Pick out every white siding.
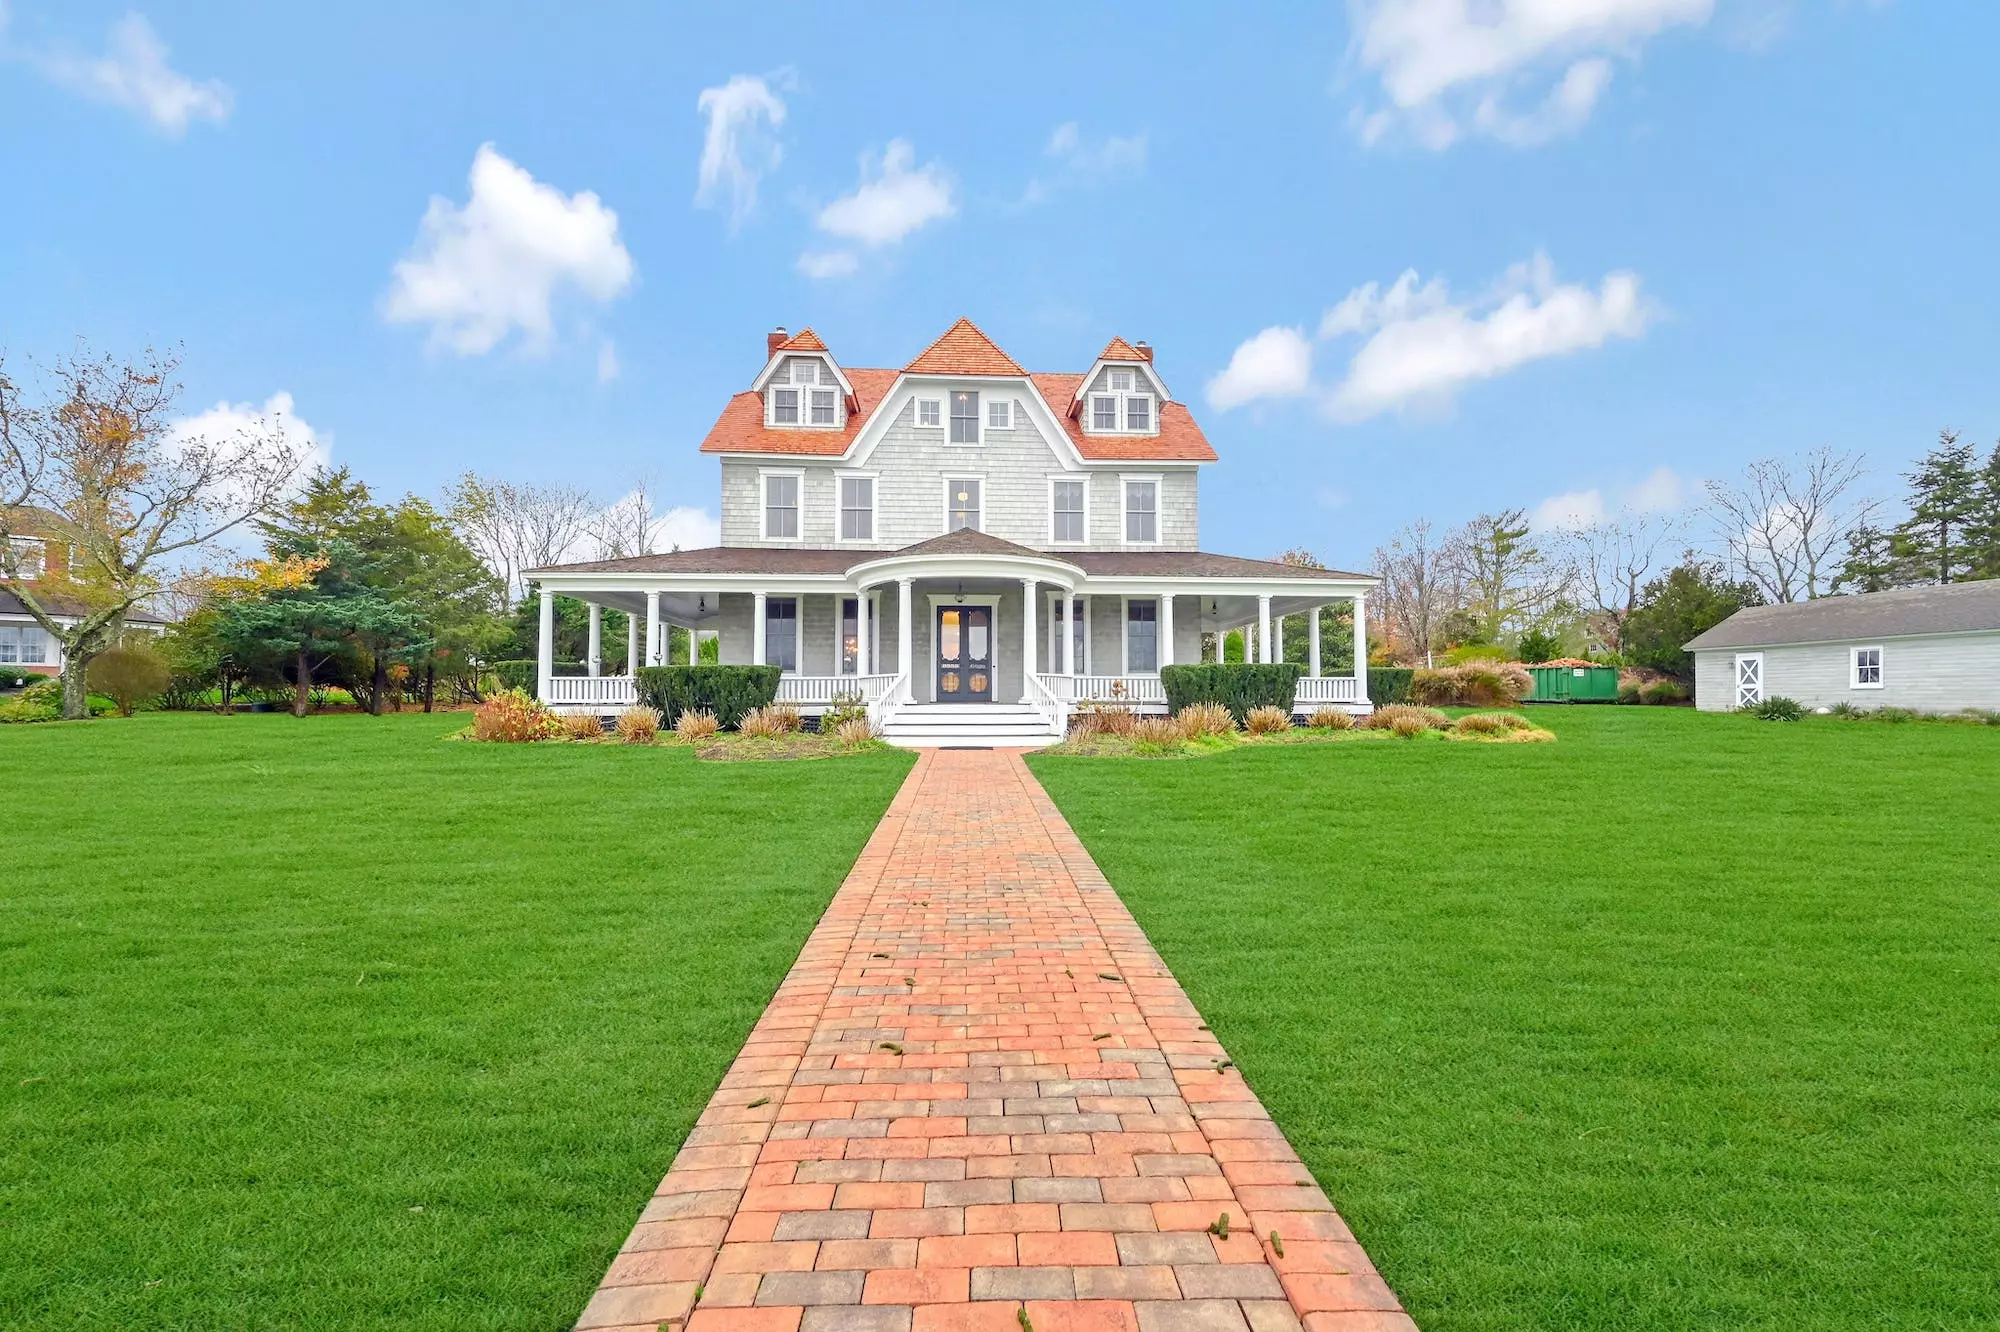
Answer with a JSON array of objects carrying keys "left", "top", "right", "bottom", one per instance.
[{"left": 1694, "top": 633, "right": 2000, "bottom": 712}]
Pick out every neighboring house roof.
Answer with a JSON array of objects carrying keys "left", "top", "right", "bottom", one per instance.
[
  {"left": 1684, "top": 580, "right": 2000, "bottom": 650},
  {"left": 1, "top": 587, "right": 166, "bottom": 623},
  {"left": 2, "top": 504, "right": 74, "bottom": 538},
  {"left": 701, "top": 323, "right": 1216, "bottom": 463}
]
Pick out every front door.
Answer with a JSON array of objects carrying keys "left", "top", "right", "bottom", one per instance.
[{"left": 936, "top": 606, "right": 993, "bottom": 701}]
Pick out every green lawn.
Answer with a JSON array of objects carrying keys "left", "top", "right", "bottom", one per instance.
[
  {"left": 0, "top": 712, "right": 913, "bottom": 1330},
  {"left": 1029, "top": 708, "right": 2000, "bottom": 1332}
]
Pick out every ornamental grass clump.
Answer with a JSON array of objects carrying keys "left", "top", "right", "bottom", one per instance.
[
  {"left": 470, "top": 689, "right": 560, "bottom": 743},
  {"left": 1307, "top": 706, "right": 1354, "bottom": 732},
  {"left": 1641, "top": 680, "right": 1688, "bottom": 705},
  {"left": 559, "top": 711, "right": 606, "bottom": 741},
  {"left": 834, "top": 716, "right": 878, "bottom": 747},
  {"left": 1409, "top": 659, "right": 1532, "bottom": 707},
  {"left": 1244, "top": 705, "right": 1291, "bottom": 735},
  {"left": 1132, "top": 716, "right": 1188, "bottom": 749},
  {"left": 613, "top": 705, "right": 661, "bottom": 744},
  {"left": 1389, "top": 714, "right": 1429, "bottom": 739},
  {"left": 1365, "top": 703, "right": 1451, "bottom": 732},
  {"left": 738, "top": 706, "right": 786, "bottom": 738},
  {"left": 1453, "top": 712, "right": 1511, "bottom": 736},
  {"left": 1175, "top": 701, "right": 1236, "bottom": 738},
  {"left": 1074, "top": 704, "right": 1138, "bottom": 737},
  {"left": 674, "top": 708, "right": 719, "bottom": 741}
]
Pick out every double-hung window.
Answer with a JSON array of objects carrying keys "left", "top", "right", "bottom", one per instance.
[
  {"left": 1126, "top": 599, "right": 1159, "bottom": 673},
  {"left": 916, "top": 397, "right": 942, "bottom": 428},
  {"left": 1088, "top": 367, "right": 1155, "bottom": 434},
  {"left": 1123, "top": 478, "right": 1158, "bottom": 544},
  {"left": 1852, "top": 645, "right": 1883, "bottom": 688},
  {"left": 949, "top": 391, "right": 980, "bottom": 444},
  {"left": 839, "top": 475, "right": 874, "bottom": 542},
  {"left": 1091, "top": 394, "right": 1117, "bottom": 430},
  {"left": 946, "top": 478, "right": 982, "bottom": 532},
  {"left": 810, "top": 386, "right": 837, "bottom": 425},
  {"left": 987, "top": 399, "right": 1012, "bottom": 430},
  {"left": 771, "top": 385, "right": 800, "bottom": 424},
  {"left": 0, "top": 624, "right": 49, "bottom": 664},
  {"left": 1050, "top": 478, "right": 1086, "bottom": 544},
  {"left": 762, "top": 473, "right": 800, "bottom": 540},
  {"left": 1124, "top": 394, "right": 1151, "bottom": 430},
  {"left": 764, "top": 597, "right": 798, "bottom": 670}
]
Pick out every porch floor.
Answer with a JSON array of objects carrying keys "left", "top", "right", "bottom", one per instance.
[{"left": 571, "top": 749, "right": 1412, "bottom": 1332}]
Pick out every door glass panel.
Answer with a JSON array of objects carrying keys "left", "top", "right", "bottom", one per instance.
[
  {"left": 968, "top": 616, "right": 988, "bottom": 660},
  {"left": 940, "top": 610, "right": 961, "bottom": 659}
]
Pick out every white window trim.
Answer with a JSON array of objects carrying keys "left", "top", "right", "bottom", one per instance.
[
  {"left": 1734, "top": 652, "right": 1764, "bottom": 708},
  {"left": 764, "top": 357, "right": 843, "bottom": 430},
  {"left": 1044, "top": 592, "right": 1092, "bottom": 674},
  {"left": 941, "top": 474, "right": 986, "bottom": 534},
  {"left": 1083, "top": 366, "right": 1162, "bottom": 437},
  {"left": 762, "top": 595, "right": 801, "bottom": 671},
  {"left": 1120, "top": 473, "right": 1163, "bottom": 548},
  {"left": 834, "top": 469, "right": 879, "bottom": 545},
  {"left": 838, "top": 592, "right": 884, "bottom": 677},
  {"left": 1121, "top": 595, "right": 1162, "bottom": 675},
  {"left": 759, "top": 468, "right": 806, "bottom": 543},
  {"left": 987, "top": 398, "right": 1013, "bottom": 431},
  {"left": 1047, "top": 474, "right": 1090, "bottom": 546},
  {"left": 1123, "top": 392, "right": 1155, "bottom": 433},
  {"left": 1850, "top": 644, "right": 1885, "bottom": 689},
  {"left": 1088, "top": 393, "right": 1120, "bottom": 433},
  {"left": 913, "top": 396, "right": 944, "bottom": 430},
  {"left": 945, "top": 389, "right": 984, "bottom": 447},
  {"left": 924, "top": 593, "right": 1001, "bottom": 702}
]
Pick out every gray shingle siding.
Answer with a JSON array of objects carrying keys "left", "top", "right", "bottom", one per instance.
[{"left": 1694, "top": 632, "right": 2000, "bottom": 713}]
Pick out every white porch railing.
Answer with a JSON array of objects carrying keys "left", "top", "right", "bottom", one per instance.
[
  {"left": 1025, "top": 673, "right": 1068, "bottom": 734},
  {"left": 545, "top": 675, "right": 636, "bottom": 708},
  {"left": 1041, "top": 673, "right": 1169, "bottom": 709},
  {"left": 774, "top": 673, "right": 902, "bottom": 708},
  {"left": 1294, "top": 675, "right": 1365, "bottom": 706}
]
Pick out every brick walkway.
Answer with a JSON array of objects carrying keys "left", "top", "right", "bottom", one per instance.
[{"left": 575, "top": 749, "right": 1415, "bottom": 1332}]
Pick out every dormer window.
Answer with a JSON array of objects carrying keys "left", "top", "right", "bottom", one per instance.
[
  {"left": 3, "top": 537, "right": 45, "bottom": 580},
  {"left": 1125, "top": 396, "right": 1151, "bottom": 430},
  {"left": 1091, "top": 395, "right": 1117, "bottom": 430},
  {"left": 768, "top": 357, "right": 840, "bottom": 428},
  {"left": 810, "top": 387, "right": 837, "bottom": 425},
  {"left": 772, "top": 386, "right": 800, "bottom": 424},
  {"left": 1085, "top": 366, "right": 1157, "bottom": 435}
]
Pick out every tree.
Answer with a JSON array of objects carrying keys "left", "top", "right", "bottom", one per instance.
[
  {"left": 1891, "top": 430, "right": 1983, "bottom": 584},
  {"left": 1973, "top": 441, "right": 2000, "bottom": 580},
  {"left": 0, "top": 348, "right": 304, "bottom": 718},
  {"left": 1561, "top": 511, "right": 1679, "bottom": 652},
  {"left": 1370, "top": 519, "right": 1465, "bottom": 666},
  {"left": 1456, "top": 509, "right": 1570, "bottom": 644},
  {"left": 1622, "top": 555, "right": 1764, "bottom": 680},
  {"left": 445, "top": 472, "right": 596, "bottom": 599},
  {"left": 1703, "top": 447, "right": 1874, "bottom": 602},
  {"left": 1274, "top": 548, "right": 1355, "bottom": 673},
  {"left": 1832, "top": 522, "right": 1907, "bottom": 594}
]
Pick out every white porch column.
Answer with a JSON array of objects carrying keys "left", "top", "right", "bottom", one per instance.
[
  {"left": 1353, "top": 594, "right": 1369, "bottom": 701},
  {"left": 1158, "top": 593, "right": 1174, "bottom": 669},
  {"left": 1274, "top": 614, "right": 1284, "bottom": 664},
  {"left": 857, "top": 589, "right": 872, "bottom": 675},
  {"left": 687, "top": 620, "right": 699, "bottom": 664},
  {"left": 586, "top": 603, "right": 602, "bottom": 677},
  {"left": 645, "top": 591, "right": 661, "bottom": 666},
  {"left": 1021, "top": 578, "right": 1038, "bottom": 701},
  {"left": 896, "top": 578, "right": 914, "bottom": 682},
  {"left": 626, "top": 613, "right": 639, "bottom": 677},
  {"left": 1059, "top": 594, "right": 1072, "bottom": 675},
  {"left": 753, "top": 592, "right": 768, "bottom": 666},
  {"left": 536, "top": 587, "right": 555, "bottom": 698},
  {"left": 1308, "top": 604, "right": 1322, "bottom": 677},
  {"left": 1258, "top": 596, "right": 1273, "bottom": 664}
]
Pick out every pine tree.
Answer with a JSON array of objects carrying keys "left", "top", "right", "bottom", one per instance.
[
  {"left": 1968, "top": 439, "right": 2000, "bottom": 581},
  {"left": 1832, "top": 523, "right": 1902, "bottom": 594},
  {"left": 1891, "top": 430, "right": 1982, "bottom": 583}
]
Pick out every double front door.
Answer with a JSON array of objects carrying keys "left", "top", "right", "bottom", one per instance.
[{"left": 936, "top": 606, "right": 993, "bottom": 701}]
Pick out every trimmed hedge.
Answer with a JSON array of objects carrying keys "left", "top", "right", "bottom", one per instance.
[
  {"left": 1368, "top": 667, "right": 1414, "bottom": 705},
  {"left": 635, "top": 665, "right": 783, "bottom": 729},
  {"left": 1159, "top": 663, "right": 1303, "bottom": 723}
]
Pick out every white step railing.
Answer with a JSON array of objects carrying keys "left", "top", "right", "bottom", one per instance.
[
  {"left": 545, "top": 675, "right": 636, "bottom": 707},
  {"left": 1041, "top": 673, "right": 1168, "bottom": 709},
  {"left": 867, "top": 673, "right": 909, "bottom": 730},
  {"left": 1025, "top": 673, "right": 1069, "bottom": 735},
  {"left": 1294, "top": 675, "right": 1365, "bottom": 705}
]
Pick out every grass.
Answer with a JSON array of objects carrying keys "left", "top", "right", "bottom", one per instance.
[
  {"left": 0, "top": 711, "right": 913, "bottom": 1331},
  {"left": 1028, "top": 707, "right": 2000, "bottom": 1332}
]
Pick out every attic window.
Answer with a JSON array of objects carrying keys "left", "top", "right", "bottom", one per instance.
[
  {"left": 1087, "top": 367, "right": 1157, "bottom": 435},
  {"left": 1109, "top": 369, "right": 1134, "bottom": 393},
  {"left": 916, "top": 398, "right": 942, "bottom": 428},
  {"left": 1126, "top": 396, "right": 1151, "bottom": 430},
  {"left": 810, "top": 388, "right": 837, "bottom": 425},
  {"left": 1091, "top": 395, "right": 1117, "bottom": 430},
  {"left": 790, "top": 360, "right": 818, "bottom": 385},
  {"left": 772, "top": 388, "right": 800, "bottom": 425}
]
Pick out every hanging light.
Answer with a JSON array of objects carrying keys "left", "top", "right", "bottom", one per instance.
[
  {"left": 698, "top": 594, "right": 706, "bottom": 613},
  {"left": 954, "top": 582, "right": 965, "bottom": 604}
]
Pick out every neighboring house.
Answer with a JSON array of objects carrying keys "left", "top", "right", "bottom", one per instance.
[
  {"left": 526, "top": 319, "right": 1376, "bottom": 746},
  {"left": 1686, "top": 580, "right": 2000, "bottom": 713},
  {"left": 1, "top": 505, "right": 167, "bottom": 678}
]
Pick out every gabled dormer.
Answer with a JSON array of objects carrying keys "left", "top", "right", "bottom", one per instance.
[
  {"left": 752, "top": 327, "right": 853, "bottom": 431},
  {"left": 1073, "top": 337, "right": 1166, "bottom": 436}
]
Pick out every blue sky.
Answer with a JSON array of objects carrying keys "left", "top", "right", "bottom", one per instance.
[{"left": 2, "top": 1, "right": 1992, "bottom": 566}]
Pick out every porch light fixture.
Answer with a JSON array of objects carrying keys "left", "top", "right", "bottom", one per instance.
[
  {"left": 698, "top": 595, "right": 706, "bottom": 613},
  {"left": 954, "top": 582, "right": 965, "bottom": 604}
]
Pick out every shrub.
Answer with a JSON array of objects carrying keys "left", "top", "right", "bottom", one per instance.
[
  {"left": 558, "top": 711, "right": 605, "bottom": 741},
  {"left": 1175, "top": 701, "right": 1236, "bottom": 738},
  {"left": 1132, "top": 717, "right": 1188, "bottom": 748},
  {"left": 674, "top": 708, "right": 719, "bottom": 742},
  {"left": 88, "top": 643, "right": 171, "bottom": 717},
  {"left": 1308, "top": 706, "right": 1355, "bottom": 731},
  {"left": 1868, "top": 706, "right": 1918, "bottom": 724},
  {"left": 470, "top": 689, "right": 559, "bottom": 742},
  {"left": 1747, "top": 695, "right": 1805, "bottom": 722},
  {"left": 1365, "top": 703, "right": 1452, "bottom": 732},
  {"left": 1073, "top": 704, "right": 1137, "bottom": 737},
  {"left": 1158, "top": 663, "right": 1303, "bottom": 724},
  {"left": 613, "top": 706, "right": 661, "bottom": 743},
  {"left": 1516, "top": 629, "right": 1564, "bottom": 665},
  {"left": 1389, "top": 715, "right": 1429, "bottom": 738},
  {"left": 1454, "top": 713, "right": 1510, "bottom": 735},
  {"left": 635, "top": 665, "right": 782, "bottom": 729},
  {"left": 1244, "top": 705, "right": 1291, "bottom": 735},
  {"left": 1827, "top": 701, "right": 1867, "bottom": 719},
  {"left": 1409, "top": 659, "right": 1532, "bottom": 707},
  {"left": 766, "top": 704, "right": 803, "bottom": 734},
  {"left": 821, "top": 690, "right": 868, "bottom": 730},
  {"left": 1617, "top": 682, "right": 1643, "bottom": 705},
  {"left": 738, "top": 706, "right": 786, "bottom": 738},
  {"left": 834, "top": 716, "right": 878, "bottom": 746},
  {"left": 1640, "top": 680, "right": 1688, "bottom": 706},
  {"left": 1368, "top": 667, "right": 1414, "bottom": 705}
]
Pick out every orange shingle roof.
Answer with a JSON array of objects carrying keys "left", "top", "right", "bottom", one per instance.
[
  {"left": 1028, "top": 374, "right": 1216, "bottom": 462},
  {"left": 699, "top": 367, "right": 899, "bottom": 457},
  {"left": 778, "top": 327, "right": 828, "bottom": 352},
  {"left": 903, "top": 318, "right": 1024, "bottom": 376},
  {"left": 1096, "top": 337, "right": 1147, "bottom": 362}
]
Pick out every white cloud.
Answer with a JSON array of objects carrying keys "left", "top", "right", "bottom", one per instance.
[
  {"left": 596, "top": 340, "right": 620, "bottom": 384},
  {"left": 1530, "top": 466, "right": 1691, "bottom": 531},
  {"left": 655, "top": 505, "right": 720, "bottom": 552},
  {"left": 796, "top": 250, "right": 859, "bottom": 280},
  {"left": 1530, "top": 487, "right": 1607, "bottom": 531},
  {"left": 813, "top": 140, "right": 954, "bottom": 247},
  {"left": 1018, "top": 122, "right": 1148, "bottom": 207},
  {"left": 170, "top": 392, "right": 328, "bottom": 511},
  {"left": 1205, "top": 327, "right": 1314, "bottom": 410},
  {"left": 34, "top": 12, "right": 232, "bottom": 135},
  {"left": 1323, "top": 254, "right": 1652, "bottom": 420},
  {"left": 382, "top": 143, "right": 634, "bottom": 356},
  {"left": 695, "top": 73, "right": 786, "bottom": 227},
  {"left": 1625, "top": 464, "right": 1690, "bottom": 512},
  {"left": 1349, "top": 0, "right": 1711, "bottom": 148}
]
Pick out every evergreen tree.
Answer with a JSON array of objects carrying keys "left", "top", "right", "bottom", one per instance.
[
  {"left": 1890, "top": 430, "right": 1982, "bottom": 583},
  {"left": 1969, "top": 440, "right": 2000, "bottom": 580},
  {"left": 1622, "top": 556, "right": 1764, "bottom": 681},
  {"left": 1833, "top": 523, "right": 1905, "bottom": 594}
]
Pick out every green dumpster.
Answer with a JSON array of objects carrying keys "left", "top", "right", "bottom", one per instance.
[{"left": 1527, "top": 664, "right": 1620, "bottom": 703}]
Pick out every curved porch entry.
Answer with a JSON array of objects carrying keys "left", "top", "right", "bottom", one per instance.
[{"left": 934, "top": 604, "right": 994, "bottom": 701}]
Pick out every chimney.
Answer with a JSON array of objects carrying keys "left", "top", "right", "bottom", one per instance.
[
  {"left": 1134, "top": 340, "right": 1153, "bottom": 362},
  {"left": 766, "top": 326, "right": 789, "bottom": 356}
]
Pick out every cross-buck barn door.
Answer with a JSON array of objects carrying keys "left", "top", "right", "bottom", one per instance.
[{"left": 1734, "top": 653, "right": 1764, "bottom": 708}]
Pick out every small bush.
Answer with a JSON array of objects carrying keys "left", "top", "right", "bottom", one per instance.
[
  {"left": 1159, "top": 663, "right": 1303, "bottom": 724},
  {"left": 558, "top": 711, "right": 605, "bottom": 741},
  {"left": 1616, "top": 682, "right": 1643, "bottom": 705},
  {"left": 1516, "top": 629, "right": 1564, "bottom": 665},
  {"left": 1368, "top": 667, "right": 1415, "bottom": 705},
  {"left": 766, "top": 704, "right": 803, "bottom": 734},
  {"left": 1409, "top": 659, "right": 1533, "bottom": 707},
  {"left": 1492, "top": 711, "right": 1533, "bottom": 730},
  {"left": 674, "top": 708, "right": 719, "bottom": 742},
  {"left": 1308, "top": 706, "right": 1355, "bottom": 732},
  {"left": 834, "top": 716, "right": 878, "bottom": 746},
  {"left": 634, "top": 664, "right": 783, "bottom": 728},
  {"left": 1389, "top": 715, "right": 1429, "bottom": 738},
  {"left": 1826, "top": 701, "right": 1867, "bottom": 718},
  {"left": 1366, "top": 703, "right": 1452, "bottom": 732},
  {"left": 1453, "top": 713, "right": 1510, "bottom": 735},
  {"left": 1244, "top": 705, "right": 1291, "bottom": 734},
  {"left": 1132, "top": 717, "right": 1188, "bottom": 748},
  {"left": 1175, "top": 701, "right": 1236, "bottom": 737},
  {"left": 1747, "top": 695, "right": 1805, "bottom": 722},
  {"left": 739, "top": 706, "right": 786, "bottom": 738},
  {"left": 613, "top": 706, "right": 661, "bottom": 743},
  {"left": 470, "top": 689, "right": 559, "bottom": 742},
  {"left": 1074, "top": 705, "right": 1137, "bottom": 737},
  {"left": 89, "top": 643, "right": 171, "bottom": 717},
  {"left": 1868, "top": 706, "right": 1918, "bottom": 724},
  {"left": 1640, "top": 680, "right": 1688, "bottom": 706},
  {"left": 821, "top": 690, "right": 868, "bottom": 730}
]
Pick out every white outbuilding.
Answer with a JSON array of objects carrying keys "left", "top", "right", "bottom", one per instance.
[{"left": 1685, "top": 580, "right": 2000, "bottom": 713}]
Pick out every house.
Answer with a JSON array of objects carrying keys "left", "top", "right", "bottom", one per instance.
[
  {"left": 525, "top": 319, "right": 1376, "bottom": 746},
  {"left": 1685, "top": 580, "right": 2000, "bottom": 713},
  {"left": 1, "top": 506, "right": 167, "bottom": 679}
]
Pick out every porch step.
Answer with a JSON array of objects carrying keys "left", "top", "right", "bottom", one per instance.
[{"left": 881, "top": 702, "right": 1062, "bottom": 750}]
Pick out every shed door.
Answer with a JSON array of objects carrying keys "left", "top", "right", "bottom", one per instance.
[{"left": 1734, "top": 653, "right": 1764, "bottom": 708}]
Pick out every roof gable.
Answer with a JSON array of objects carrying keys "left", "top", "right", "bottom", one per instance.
[
  {"left": 778, "top": 327, "right": 828, "bottom": 352},
  {"left": 1097, "top": 337, "right": 1146, "bottom": 362},
  {"left": 903, "top": 318, "right": 1024, "bottom": 376}
]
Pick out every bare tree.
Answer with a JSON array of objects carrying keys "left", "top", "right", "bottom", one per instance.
[
  {"left": 1703, "top": 447, "right": 1876, "bottom": 602},
  {"left": 588, "top": 478, "right": 664, "bottom": 561},
  {"left": 1455, "top": 508, "right": 1573, "bottom": 643},
  {"left": 1562, "top": 511, "right": 1681, "bottom": 652},
  {"left": 445, "top": 472, "right": 596, "bottom": 600},
  {"left": 0, "top": 347, "right": 305, "bottom": 718},
  {"left": 1370, "top": 518, "right": 1465, "bottom": 667}
]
